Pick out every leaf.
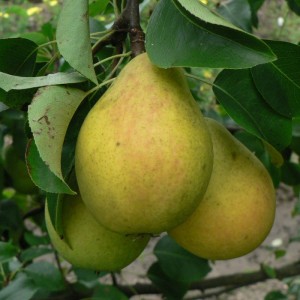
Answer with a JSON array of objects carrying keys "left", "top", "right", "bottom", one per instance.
[
  {"left": 264, "top": 290, "right": 288, "bottom": 300},
  {"left": 26, "top": 139, "right": 75, "bottom": 194},
  {"left": 0, "top": 242, "right": 18, "bottom": 263},
  {"left": 174, "top": 0, "right": 239, "bottom": 29},
  {"left": 154, "top": 236, "right": 211, "bottom": 283},
  {"left": 92, "top": 284, "right": 128, "bottom": 300},
  {"left": 230, "top": 131, "right": 281, "bottom": 187},
  {"left": 146, "top": 0, "right": 276, "bottom": 68},
  {"left": 0, "top": 71, "right": 86, "bottom": 92},
  {"left": 20, "top": 247, "right": 53, "bottom": 263},
  {"left": 251, "top": 41, "right": 300, "bottom": 118},
  {"left": 248, "top": 0, "right": 265, "bottom": 27},
  {"left": 24, "top": 261, "right": 65, "bottom": 292},
  {"left": 147, "top": 262, "right": 189, "bottom": 300},
  {"left": 0, "top": 200, "right": 23, "bottom": 231},
  {"left": 0, "top": 38, "right": 37, "bottom": 76},
  {"left": 57, "top": 0, "right": 98, "bottom": 84},
  {"left": 46, "top": 194, "right": 64, "bottom": 238},
  {"left": 24, "top": 231, "right": 50, "bottom": 246},
  {"left": 28, "top": 86, "right": 86, "bottom": 190},
  {"left": 262, "top": 264, "right": 277, "bottom": 278},
  {"left": 89, "top": 0, "right": 110, "bottom": 16},
  {"left": 0, "top": 88, "right": 36, "bottom": 110},
  {"left": 216, "top": 0, "right": 252, "bottom": 32},
  {"left": 213, "top": 69, "right": 292, "bottom": 150},
  {"left": 281, "top": 161, "right": 300, "bottom": 186},
  {"left": 73, "top": 267, "right": 107, "bottom": 288},
  {"left": 0, "top": 273, "right": 38, "bottom": 300},
  {"left": 286, "top": 0, "right": 300, "bottom": 15}
]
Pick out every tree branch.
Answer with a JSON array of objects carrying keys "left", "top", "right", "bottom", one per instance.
[
  {"left": 44, "top": 261, "right": 300, "bottom": 299},
  {"left": 118, "top": 261, "right": 300, "bottom": 296},
  {"left": 92, "top": 0, "right": 145, "bottom": 57}
]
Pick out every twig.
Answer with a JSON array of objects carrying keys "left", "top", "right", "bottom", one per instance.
[{"left": 92, "top": 0, "right": 145, "bottom": 57}]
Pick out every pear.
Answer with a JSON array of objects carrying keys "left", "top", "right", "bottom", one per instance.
[
  {"left": 169, "top": 118, "right": 276, "bottom": 260},
  {"left": 45, "top": 195, "right": 150, "bottom": 271},
  {"left": 75, "top": 53, "right": 213, "bottom": 234}
]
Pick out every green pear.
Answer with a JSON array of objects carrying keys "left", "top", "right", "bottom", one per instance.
[
  {"left": 45, "top": 195, "right": 150, "bottom": 271},
  {"left": 75, "top": 53, "right": 213, "bottom": 234},
  {"left": 169, "top": 118, "right": 276, "bottom": 260}
]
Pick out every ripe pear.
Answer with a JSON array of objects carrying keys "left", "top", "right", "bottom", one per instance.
[
  {"left": 169, "top": 118, "right": 276, "bottom": 260},
  {"left": 45, "top": 195, "right": 150, "bottom": 271},
  {"left": 75, "top": 53, "right": 213, "bottom": 234}
]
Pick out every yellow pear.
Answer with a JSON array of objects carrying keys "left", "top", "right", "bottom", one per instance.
[
  {"left": 169, "top": 118, "right": 276, "bottom": 260},
  {"left": 45, "top": 195, "right": 150, "bottom": 271},
  {"left": 75, "top": 53, "right": 213, "bottom": 234}
]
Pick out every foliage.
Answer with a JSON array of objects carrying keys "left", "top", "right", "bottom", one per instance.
[{"left": 0, "top": 0, "right": 300, "bottom": 299}]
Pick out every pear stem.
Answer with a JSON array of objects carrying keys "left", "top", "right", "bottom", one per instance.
[{"left": 124, "top": 0, "right": 146, "bottom": 57}]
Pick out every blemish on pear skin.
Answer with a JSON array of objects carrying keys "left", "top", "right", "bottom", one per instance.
[
  {"left": 231, "top": 151, "right": 237, "bottom": 161},
  {"left": 116, "top": 142, "right": 121, "bottom": 147}
]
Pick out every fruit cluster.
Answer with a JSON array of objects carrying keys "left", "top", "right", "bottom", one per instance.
[{"left": 46, "top": 53, "right": 275, "bottom": 271}]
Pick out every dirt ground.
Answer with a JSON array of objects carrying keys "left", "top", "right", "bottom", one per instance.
[{"left": 116, "top": 184, "right": 300, "bottom": 300}]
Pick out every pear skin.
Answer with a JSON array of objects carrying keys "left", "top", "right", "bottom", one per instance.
[
  {"left": 45, "top": 195, "right": 150, "bottom": 271},
  {"left": 75, "top": 53, "right": 213, "bottom": 234},
  {"left": 169, "top": 118, "right": 276, "bottom": 260}
]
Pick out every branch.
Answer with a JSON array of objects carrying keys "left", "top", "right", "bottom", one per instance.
[
  {"left": 43, "top": 261, "right": 300, "bottom": 299},
  {"left": 125, "top": 0, "right": 146, "bottom": 56},
  {"left": 92, "top": 0, "right": 145, "bottom": 57},
  {"left": 118, "top": 261, "right": 300, "bottom": 296}
]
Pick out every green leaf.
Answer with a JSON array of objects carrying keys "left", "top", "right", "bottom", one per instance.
[
  {"left": 234, "top": 131, "right": 281, "bottom": 187},
  {"left": 213, "top": 69, "right": 292, "bottom": 150},
  {"left": 26, "top": 139, "right": 74, "bottom": 194},
  {"left": 292, "top": 194, "right": 300, "bottom": 216},
  {"left": 147, "top": 262, "right": 189, "bottom": 300},
  {"left": 251, "top": 41, "right": 300, "bottom": 118},
  {"left": 0, "top": 38, "right": 37, "bottom": 76},
  {"left": 154, "top": 236, "right": 211, "bottom": 283},
  {"left": 0, "top": 200, "right": 23, "bottom": 231},
  {"left": 0, "top": 72, "right": 86, "bottom": 92},
  {"left": 24, "top": 231, "right": 50, "bottom": 246},
  {"left": 46, "top": 194, "right": 64, "bottom": 238},
  {"left": 28, "top": 86, "right": 86, "bottom": 191},
  {"left": 20, "top": 247, "right": 53, "bottom": 263},
  {"left": 175, "top": 0, "right": 239, "bottom": 29},
  {"left": 24, "top": 261, "right": 65, "bottom": 292},
  {"left": 216, "top": 0, "right": 252, "bottom": 32},
  {"left": 248, "top": 0, "right": 265, "bottom": 27},
  {"left": 0, "top": 273, "right": 38, "bottom": 300},
  {"left": 281, "top": 161, "right": 300, "bottom": 186},
  {"left": 0, "top": 88, "right": 36, "bottom": 110},
  {"left": 262, "top": 263, "right": 277, "bottom": 278},
  {"left": 146, "top": 0, "right": 276, "bottom": 68},
  {"left": 286, "top": 0, "right": 300, "bottom": 15},
  {"left": 89, "top": 0, "right": 110, "bottom": 16},
  {"left": 73, "top": 267, "right": 107, "bottom": 288},
  {"left": 92, "top": 284, "right": 128, "bottom": 300},
  {"left": 57, "top": 0, "right": 98, "bottom": 84},
  {"left": 264, "top": 290, "right": 288, "bottom": 300},
  {"left": 274, "top": 249, "right": 286, "bottom": 259},
  {"left": 0, "top": 242, "right": 18, "bottom": 263}
]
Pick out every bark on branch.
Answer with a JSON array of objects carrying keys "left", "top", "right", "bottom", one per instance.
[
  {"left": 117, "top": 261, "right": 300, "bottom": 296},
  {"left": 48, "top": 261, "right": 300, "bottom": 299},
  {"left": 92, "top": 0, "right": 145, "bottom": 57}
]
